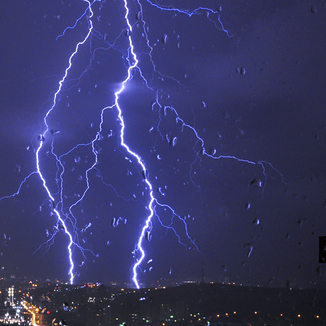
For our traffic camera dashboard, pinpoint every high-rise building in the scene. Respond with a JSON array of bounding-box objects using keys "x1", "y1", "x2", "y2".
[{"x1": 8, "y1": 285, "x2": 14, "y2": 306}]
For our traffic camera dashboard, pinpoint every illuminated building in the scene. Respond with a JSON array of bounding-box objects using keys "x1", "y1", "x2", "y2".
[{"x1": 8, "y1": 286, "x2": 14, "y2": 306}]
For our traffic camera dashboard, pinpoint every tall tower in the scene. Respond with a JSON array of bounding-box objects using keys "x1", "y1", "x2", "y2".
[
  {"x1": 201, "y1": 260, "x2": 205, "y2": 283},
  {"x1": 8, "y1": 286, "x2": 14, "y2": 306}
]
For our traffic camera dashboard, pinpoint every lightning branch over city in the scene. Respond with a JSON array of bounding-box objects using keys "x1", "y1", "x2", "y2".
[{"x1": 0, "y1": 0, "x2": 285, "y2": 288}]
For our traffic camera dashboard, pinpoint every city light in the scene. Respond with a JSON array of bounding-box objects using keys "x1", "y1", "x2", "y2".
[{"x1": 0, "y1": 282, "x2": 324, "y2": 326}]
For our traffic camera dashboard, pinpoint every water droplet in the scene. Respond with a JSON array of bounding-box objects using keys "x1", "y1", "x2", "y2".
[
  {"x1": 145, "y1": 231, "x2": 152, "y2": 241},
  {"x1": 250, "y1": 178, "x2": 262, "y2": 187},
  {"x1": 311, "y1": 6, "x2": 317, "y2": 13},
  {"x1": 245, "y1": 202, "x2": 251, "y2": 210},
  {"x1": 247, "y1": 246, "x2": 253, "y2": 258},
  {"x1": 170, "y1": 137, "x2": 177, "y2": 147},
  {"x1": 207, "y1": 147, "x2": 216, "y2": 156},
  {"x1": 162, "y1": 34, "x2": 168, "y2": 44},
  {"x1": 244, "y1": 243, "x2": 253, "y2": 258},
  {"x1": 252, "y1": 218, "x2": 260, "y2": 225},
  {"x1": 50, "y1": 129, "x2": 60, "y2": 136}
]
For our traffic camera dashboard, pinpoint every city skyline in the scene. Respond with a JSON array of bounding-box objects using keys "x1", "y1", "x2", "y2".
[{"x1": 1, "y1": 279, "x2": 325, "y2": 325}]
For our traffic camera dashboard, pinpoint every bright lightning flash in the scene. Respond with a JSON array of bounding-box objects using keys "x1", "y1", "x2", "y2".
[{"x1": 0, "y1": 0, "x2": 284, "y2": 289}]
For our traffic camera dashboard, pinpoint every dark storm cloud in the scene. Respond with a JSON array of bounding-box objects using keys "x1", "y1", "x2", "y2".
[{"x1": 197, "y1": 2, "x2": 326, "y2": 99}]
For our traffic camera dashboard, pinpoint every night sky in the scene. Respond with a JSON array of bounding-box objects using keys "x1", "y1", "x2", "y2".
[{"x1": 0, "y1": 0, "x2": 326, "y2": 288}]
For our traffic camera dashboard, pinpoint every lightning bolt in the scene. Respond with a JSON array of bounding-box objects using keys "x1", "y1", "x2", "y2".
[
  {"x1": 108, "y1": 0, "x2": 283, "y2": 288},
  {"x1": 0, "y1": 0, "x2": 96, "y2": 284},
  {"x1": 34, "y1": 0, "x2": 96, "y2": 284}
]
